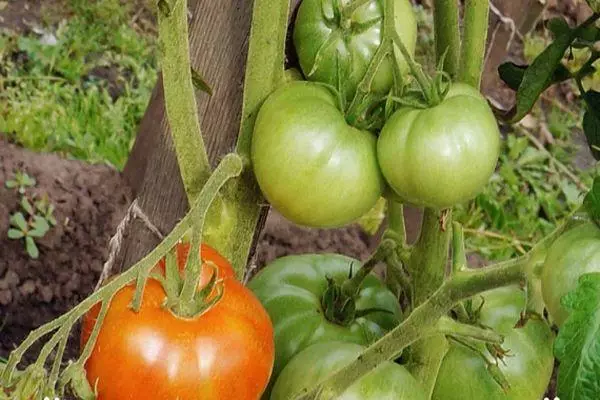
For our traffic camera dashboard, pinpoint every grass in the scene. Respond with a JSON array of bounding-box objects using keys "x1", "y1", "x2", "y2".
[{"x1": 0, "y1": 0, "x2": 157, "y2": 169}]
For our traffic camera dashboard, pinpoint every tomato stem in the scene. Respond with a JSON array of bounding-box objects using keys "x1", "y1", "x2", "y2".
[
  {"x1": 459, "y1": 0, "x2": 489, "y2": 88},
  {"x1": 158, "y1": 0, "x2": 211, "y2": 204},
  {"x1": 436, "y1": 316, "x2": 504, "y2": 344},
  {"x1": 451, "y1": 221, "x2": 467, "y2": 274},
  {"x1": 341, "y1": 0, "x2": 372, "y2": 20},
  {"x1": 433, "y1": 0, "x2": 461, "y2": 78},
  {"x1": 341, "y1": 239, "x2": 397, "y2": 297},
  {"x1": 386, "y1": 200, "x2": 406, "y2": 242}
]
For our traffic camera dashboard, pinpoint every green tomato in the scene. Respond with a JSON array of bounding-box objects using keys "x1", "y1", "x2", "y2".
[
  {"x1": 293, "y1": 0, "x2": 417, "y2": 102},
  {"x1": 271, "y1": 342, "x2": 427, "y2": 400},
  {"x1": 432, "y1": 286, "x2": 555, "y2": 400},
  {"x1": 248, "y1": 253, "x2": 401, "y2": 381},
  {"x1": 251, "y1": 81, "x2": 384, "y2": 228},
  {"x1": 541, "y1": 222, "x2": 600, "y2": 326},
  {"x1": 377, "y1": 83, "x2": 501, "y2": 209}
]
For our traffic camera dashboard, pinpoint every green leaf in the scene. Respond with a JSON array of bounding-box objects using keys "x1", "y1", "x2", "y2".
[
  {"x1": 498, "y1": 62, "x2": 571, "y2": 99},
  {"x1": 190, "y1": 67, "x2": 213, "y2": 96},
  {"x1": 4, "y1": 180, "x2": 17, "y2": 189},
  {"x1": 25, "y1": 236, "x2": 39, "y2": 259},
  {"x1": 20, "y1": 173, "x2": 35, "y2": 187},
  {"x1": 356, "y1": 197, "x2": 387, "y2": 235},
  {"x1": 509, "y1": 27, "x2": 576, "y2": 122},
  {"x1": 586, "y1": 0, "x2": 600, "y2": 13},
  {"x1": 9, "y1": 212, "x2": 28, "y2": 231},
  {"x1": 555, "y1": 273, "x2": 600, "y2": 399},
  {"x1": 28, "y1": 216, "x2": 50, "y2": 237},
  {"x1": 7, "y1": 229, "x2": 24, "y2": 239},
  {"x1": 584, "y1": 177, "x2": 600, "y2": 225},
  {"x1": 21, "y1": 197, "x2": 34, "y2": 215},
  {"x1": 547, "y1": 18, "x2": 573, "y2": 39},
  {"x1": 582, "y1": 91, "x2": 600, "y2": 160}
]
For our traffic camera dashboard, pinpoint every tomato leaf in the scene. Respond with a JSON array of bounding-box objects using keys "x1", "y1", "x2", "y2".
[
  {"x1": 356, "y1": 197, "x2": 387, "y2": 235},
  {"x1": 582, "y1": 91, "x2": 600, "y2": 160},
  {"x1": 555, "y1": 273, "x2": 600, "y2": 399},
  {"x1": 498, "y1": 62, "x2": 571, "y2": 92},
  {"x1": 584, "y1": 177, "x2": 600, "y2": 226},
  {"x1": 508, "y1": 24, "x2": 575, "y2": 122}
]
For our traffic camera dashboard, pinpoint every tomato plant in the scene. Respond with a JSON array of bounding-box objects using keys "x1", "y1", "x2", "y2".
[
  {"x1": 432, "y1": 286, "x2": 555, "y2": 400},
  {"x1": 251, "y1": 81, "x2": 384, "y2": 228},
  {"x1": 271, "y1": 342, "x2": 427, "y2": 400},
  {"x1": 541, "y1": 222, "x2": 600, "y2": 326},
  {"x1": 248, "y1": 253, "x2": 401, "y2": 379},
  {"x1": 293, "y1": 0, "x2": 417, "y2": 102},
  {"x1": 377, "y1": 83, "x2": 501, "y2": 209},
  {"x1": 81, "y1": 245, "x2": 275, "y2": 400}
]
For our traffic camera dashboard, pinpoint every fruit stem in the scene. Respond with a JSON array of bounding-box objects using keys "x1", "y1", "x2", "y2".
[
  {"x1": 452, "y1": 221, "x2": 467, "y2": 274},
  {"x1": 433, "y1": 0, "x2": 461, "y2": 78},
  {"x1": 437, "y1": 316, "x2": 504, "y2": 344},
  {"x1": 459, "y1": 0, "x2": 489, "y2": 88},
  {"x1": 341, "y1": 239, "x2": 397, "y2": 297}
]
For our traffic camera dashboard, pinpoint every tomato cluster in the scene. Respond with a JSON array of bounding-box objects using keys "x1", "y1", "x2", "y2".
[{"x1": 252, "y1": 0, "x2": 501, "y2": 228}]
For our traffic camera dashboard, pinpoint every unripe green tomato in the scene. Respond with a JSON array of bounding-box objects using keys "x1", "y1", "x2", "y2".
[
  {"x1": 541, "y1": 222, "x2": 600, "y2": 326},
  {"x1": 271, "y1": 342, "x2": 427, "y2": 400},
  {"x1": 432, "y1": 286, "x2": 555, "y2": 400},
  {"x1": 294, "y1": 0, "x2": 417, "y2": 102},
  {"x1": 377, "y1": 83, "x2": 501, "y2": 209},
  {"x1": 248, "y1": 253, "x2": 401, "y2": 382},
  {"x1": 251, "y1": 81, "x2": 384, "y2": 228}
]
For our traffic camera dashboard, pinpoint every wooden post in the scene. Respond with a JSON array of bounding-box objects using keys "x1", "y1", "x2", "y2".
[{"x1": 119, "y1": 0, "x2": 256, "y2": 272}]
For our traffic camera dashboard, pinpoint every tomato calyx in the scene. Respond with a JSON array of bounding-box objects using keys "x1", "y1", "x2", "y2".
[{"x1": 159, "y1": 245, "x2": 225, "y2": 319}]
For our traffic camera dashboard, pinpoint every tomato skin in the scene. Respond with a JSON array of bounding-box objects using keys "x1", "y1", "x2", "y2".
[
  {"x1": 251, "y1": 81, "x2": 384, "y2": 228},
  {"x1": 541, "y1": 222, "x2": 600, "y2": 326},
  {"x1": 271, "y1": 342, "x2": 427, "y2": 400},
  {"x1": 431, "y1": 286, "x2": 554, "y2": 400},
  {"x1": 81, "y1": 246, "x2": 274, "y2": 400},
  {"x1": 294, "y1": 0, "x2": 417, "y2": 102},
  {"x1": 248, "y1": 253, "x2": 401, "y2": 381},
  {"x1": 377, "y1": 83, "x2": 501, "y2": 209}
]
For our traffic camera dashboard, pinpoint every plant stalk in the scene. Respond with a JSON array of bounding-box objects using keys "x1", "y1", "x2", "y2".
[
  {"x1": 158, "y1": 0, "x2": 211, "y2": 204},
  {"x1": 433, "y1": 0, "x2": 461, "y2": 77},
  {"x1": 459, "y1": 0, "x2": 490, "y2": 88}
]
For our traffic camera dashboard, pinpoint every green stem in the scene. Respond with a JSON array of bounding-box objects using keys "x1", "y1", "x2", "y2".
[
  {"x1": 437, "y1": 316, "x2": 503, "y2": 344},
  {"x1": 178, "y1": 154, "x2": 243, "y2": 312},
  {"x1": 459, "y1": 0, "x2": 489, "y2": 88},
  {"x1": 387, "y1": 200, "x2": 406, "y2": 242},
  {"x1": 409, "y1": 208, "x2": 451, "y2": 306},
  {"x1": 341, "y1": 239, "x2": 396, "y2": 297},
  {"x1": 158, "y1": 0, "x2": 211, "y2": 203},
  {"x1": 219, "y1": 0, "x2": 289, "y2": 276},
  {"x1": 390, "y1": 30, "x2": 434, "y2": 103},
  {"x1": 296, "y1": 256, "x2": 528, "y2": 399},
  {"x1": 452, "y1": 221, "x2": 466, "y2": 274},
  {"x1": 433, "y1": 0, "x2": 461, "y2": 77}
]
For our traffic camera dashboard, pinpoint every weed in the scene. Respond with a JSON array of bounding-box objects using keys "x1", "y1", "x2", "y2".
[{"x1": 5, "y1": 171, "x2": 57, "y2": 259}]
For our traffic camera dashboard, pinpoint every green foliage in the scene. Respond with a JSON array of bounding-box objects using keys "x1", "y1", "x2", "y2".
[
  {"x1": 554, "y1": 273, "x2": 600, "y2": 399},
  {"x1": 0, "y1": 0, "x2": 157, "y2": 169},
  {"x1": 584, "y1": 177, "x2": 600, "y2": 225},
  {"x1": 5, "y1": 171, "x2": 56, "y2": 259}
]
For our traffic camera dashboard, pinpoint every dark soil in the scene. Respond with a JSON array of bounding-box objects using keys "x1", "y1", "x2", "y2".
[{"x1": 0, "y1": 136, "x2": 132, "y2": 362}]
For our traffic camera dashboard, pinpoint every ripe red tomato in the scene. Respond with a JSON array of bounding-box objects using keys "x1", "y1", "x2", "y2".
[{"x1": 81, "y1": 244, "x2": 274, "y2": 400}]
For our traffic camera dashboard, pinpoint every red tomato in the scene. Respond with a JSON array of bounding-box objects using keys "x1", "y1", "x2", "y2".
[{"x1": 81, "y1": 244, "x2": 274, "y2": 400}]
